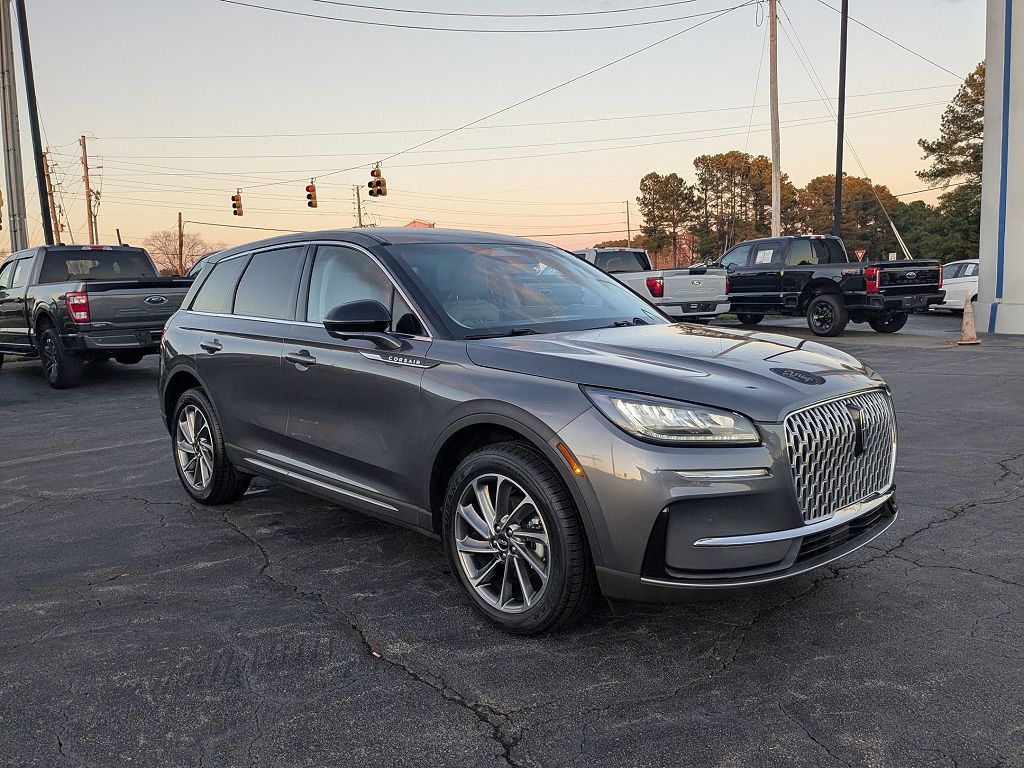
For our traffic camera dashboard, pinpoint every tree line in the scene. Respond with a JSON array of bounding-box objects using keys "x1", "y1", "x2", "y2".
[{"x1": 603, "y1": 63, "x2": 984, "y2": 268}]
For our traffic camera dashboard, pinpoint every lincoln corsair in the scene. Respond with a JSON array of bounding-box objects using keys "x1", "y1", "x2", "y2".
[{"x1": 159, "y1": 228, "x2": 898, "y2": 634}]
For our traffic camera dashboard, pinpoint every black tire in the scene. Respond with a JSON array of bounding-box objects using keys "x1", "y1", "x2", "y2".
[
  {"x1": 171, "y1": 388, "x2": 251, "y2": 504},
  {"x1": 39, "y1": 326, "x2": 84, "y2": 389},
  {"x1": 736, "y1": 313, "x2": 764, "y2": 326},
  {"x1": 442, "y1": 441, "x2": 596, "y2": 635},
  {"x1": 868, "y1": 312, "x2": 908, "y2": 333},
  {"x1": 114, "y1": 351, "x2": 145, "y2": 365},
  {"x1": 0, "y1": 354, "x2": 5, "y2": 371},
  {"x1": 806, "y1": 295, "x2": 849, "y2": 337}
]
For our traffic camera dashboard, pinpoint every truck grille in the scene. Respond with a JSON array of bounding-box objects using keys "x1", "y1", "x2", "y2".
[{"x1": 784, "y1": 389, "x2": 896, "y2": 523}]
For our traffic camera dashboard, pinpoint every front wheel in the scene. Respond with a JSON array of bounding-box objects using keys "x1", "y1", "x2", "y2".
[
  {"x1": 172, "y1": 389, "x2": 251, "y2": 504},
  {"x1": 868, "y1": 312, "x2": 908, "y2": 333},
  {"x1": 40, "y1": 327, "x2": 84, "y2": 388},
  {"x1": 736, "y1": 313, "x2": 764, "y2": 326},
  {"x1": 442, "y1": 442, "x2": 596, "y2": 635},
  {"x1": 806, "y1": 295, "x2": 849, "y2": 337}
]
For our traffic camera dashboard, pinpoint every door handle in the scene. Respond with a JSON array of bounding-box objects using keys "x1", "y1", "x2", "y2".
[
  {"x1": 200, "y1": 339, "x2": 222, "y2": 353},
  {"x1": 285, "y1": 349, "x2": 317, "y2": 367}
]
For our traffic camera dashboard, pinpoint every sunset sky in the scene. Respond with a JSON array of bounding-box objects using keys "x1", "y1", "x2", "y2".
[{"x1": 14, "y1": 0, "x2": 986, "y2": 252}]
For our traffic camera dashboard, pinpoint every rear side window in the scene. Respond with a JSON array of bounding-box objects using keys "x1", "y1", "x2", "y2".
[
  {"x1": 786, "y1": 240, "x2": 818, "y2": 266},
  {"x1": 38, "y1": 249, "x2": 157, "y2": 283},
  {"x1": 964, "y1": 263, "x2": 979, "y2": 277},
  {"x1": 10, "y1": 260, "x2": 29, "y2": 288},
  {"x1": 232, "y1": 246, "x2": 305, "y2": 320},
  {"x1": 823, "y1": 240, "x2": 849, "y2": 264},
  {"x1": 595, "y1": 251, "x2": 650, "y2": 273},
  {"x1": 0, "y1": 261, "x2": 13, "y2": 289},
  {"x1": 191, "y1": 256, "x2": 248, "y2": 314}
]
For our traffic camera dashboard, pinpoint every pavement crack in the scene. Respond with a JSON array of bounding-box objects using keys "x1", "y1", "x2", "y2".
[{"x1": 777, "y1": 701, "x2": 852, "y2": 767}]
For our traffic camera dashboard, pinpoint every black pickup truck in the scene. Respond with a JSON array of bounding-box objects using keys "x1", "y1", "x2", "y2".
[
  {"x1": 0, "y1": 245, "x2": 192, "y2": 388},
  {"x1": 715, "y1": 235, "x2": 944, "y2": 336}
]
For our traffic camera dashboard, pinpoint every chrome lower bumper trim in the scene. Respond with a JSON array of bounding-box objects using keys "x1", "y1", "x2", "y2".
[{"x1": 692, "y1": 489, "x2": 894, "y2": 548}]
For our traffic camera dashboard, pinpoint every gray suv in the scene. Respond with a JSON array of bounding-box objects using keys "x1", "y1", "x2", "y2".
[{"x1": 159, "y1": 228, "x2": 898, "y2": 634}]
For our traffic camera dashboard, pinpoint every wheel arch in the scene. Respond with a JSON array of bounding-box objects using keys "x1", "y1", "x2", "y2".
[
  {"x1": 424, "y1": 408, "x2": 603, "y2": 563},
  {"x1": 798, "y1": 278, "x2": 843, "y2": 312},
  {"x1": 162, "y1": 364, "x2": 208, "y2": 432}
]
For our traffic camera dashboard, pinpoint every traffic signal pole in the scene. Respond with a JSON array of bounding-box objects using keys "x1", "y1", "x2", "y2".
[
  {"x1": 13, "y1": 0, "x2": 52, "y2": 244},
  {"x1": 833, "y1": 0, "x2": 849, "y2": 237}
]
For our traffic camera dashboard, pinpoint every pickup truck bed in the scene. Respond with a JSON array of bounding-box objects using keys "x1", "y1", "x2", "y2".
[
  {"x1": 574, "y1": 247, "x2": 729, "y2": 320},
  {"x1": 0, "y1": 245, "x2": 192, "y2": 388}
]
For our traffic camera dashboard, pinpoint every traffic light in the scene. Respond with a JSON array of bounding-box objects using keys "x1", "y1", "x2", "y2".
[
  {"x1": 305, "y1": 182, "x2": 318, "y2": 208},
  {"x1": 367, "y1": 166, "x2": 387, "y2": 197},
  {"x1": 231, "y1": 190, "x2": 243, "y2": 216}
]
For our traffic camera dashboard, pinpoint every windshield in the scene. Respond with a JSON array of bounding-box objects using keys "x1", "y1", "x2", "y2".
[
  {"x1": 387, "y1": 242, "x2": 667, "y2": 339},
  {"x1": 38, "y1": 249, "x2": 157, "y2": 283}
]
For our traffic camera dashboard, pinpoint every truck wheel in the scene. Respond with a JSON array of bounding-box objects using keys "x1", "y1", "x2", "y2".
[
  {"x1": 736, "y1": 313, "x2": 764, "y2": 326},
  {"x1": 806, "y1": 295, "x2": 849, "y2": 337},
  {"x1": 442, "y1": 441, "x2": 596, "y2": 635},
  {"x1": 40, "y1": 327, "x2": 84, "y2": 389},
  {"x1": 172, "y1": 389, "x2": 251, "y2": 504},
  {"x1": 868, "y1": 312, "x2": 908, "y2": 333},
  {"x1": 114, "y1": 352, "x2": 145, "y2": 365}
]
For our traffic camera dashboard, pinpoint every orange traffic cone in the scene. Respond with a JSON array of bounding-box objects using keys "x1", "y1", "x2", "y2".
[{"x1": 957, "y1": 298, "x2": 981, "y2": 346}]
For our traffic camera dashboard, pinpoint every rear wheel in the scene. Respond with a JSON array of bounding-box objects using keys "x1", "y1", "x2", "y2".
[
  {"x1": 172, "y1": 388, "x2": 251, "y2": 504},
  {"x1": 40, "y1": 326, "x2": 84, "y2": 388},
  {"x1": 736, "y1": 313, "x2": 764, "y2": 326},
  {"x1": 806, "y1": 295, "x2": 849, "y2": 337},
  {"x1": 868, "y1": 312, "x2": 908, "y2": 333},
  {"x1": 442, "y1": 442, "x2": 596, "y2": 635}
]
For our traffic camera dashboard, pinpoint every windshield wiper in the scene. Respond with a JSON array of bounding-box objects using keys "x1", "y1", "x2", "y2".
[
  {"x1": 610, "y1": 317, "x2": 650, "y2": 327},
  {"x1": 465, "y1": 328, "x2": 538, "y2": 340}
]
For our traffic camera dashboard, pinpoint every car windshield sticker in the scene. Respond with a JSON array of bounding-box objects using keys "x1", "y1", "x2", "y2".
[{"x1": 755, "y1": 249, "x2": 774, "y2": 264}]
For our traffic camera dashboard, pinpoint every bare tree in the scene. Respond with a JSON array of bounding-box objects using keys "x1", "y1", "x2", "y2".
[{"x1": 143, "y1": 228, "x2": 223, "y2": 275}]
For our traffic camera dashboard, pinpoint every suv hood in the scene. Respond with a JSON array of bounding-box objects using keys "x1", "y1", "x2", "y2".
[{"x1": 467, "y1": 324, "x2": 884, "y2": 423}]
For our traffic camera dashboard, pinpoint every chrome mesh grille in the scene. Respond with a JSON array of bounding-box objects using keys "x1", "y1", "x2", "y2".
[{"x1": 784, "y1": 389, "x2": 896, "y2": 523}]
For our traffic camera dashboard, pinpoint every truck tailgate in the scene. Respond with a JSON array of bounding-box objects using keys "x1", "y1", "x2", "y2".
[
  {"x1": 875, "y1": 262, "x2": 942, "y2": 296},
  {"x1": 663, "y1": 268, "x2": 727, "y2": 303},
  {"x1": 84, "y1": 280, "x2": 191, "y2": 333}
]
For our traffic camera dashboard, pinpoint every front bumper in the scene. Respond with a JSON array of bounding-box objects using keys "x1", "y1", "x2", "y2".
[{"x1": 558, "y1": 408, "x2": 897, "y2": 602}]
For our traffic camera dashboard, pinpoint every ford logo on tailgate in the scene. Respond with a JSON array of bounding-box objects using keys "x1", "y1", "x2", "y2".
[
  {"x1": 905, "y1": 271, "x2": 917, "y2": 280},
  {"x1": 145, "y1": 295, "x2": 168, "y2": 305}
]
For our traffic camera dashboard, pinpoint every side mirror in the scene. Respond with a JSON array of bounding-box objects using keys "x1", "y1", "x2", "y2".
[
  {"x1": 703, "y1": 255, "x2": 717, "y2": 267},
  {"x1": 322, "y1": 300, "x2": 403, "y2": 350}
]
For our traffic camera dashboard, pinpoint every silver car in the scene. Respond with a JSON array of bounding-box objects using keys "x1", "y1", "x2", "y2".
[{"x1": 159, "y1": 228, "x2": 898, "y2": 634}]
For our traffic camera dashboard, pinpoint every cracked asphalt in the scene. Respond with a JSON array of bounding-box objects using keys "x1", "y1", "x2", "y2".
[{"x1": 2, "y1": 313, "x2": 1022, "y2": 768}]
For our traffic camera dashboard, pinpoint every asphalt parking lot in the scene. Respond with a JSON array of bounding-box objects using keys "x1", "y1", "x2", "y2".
[{"x1": 2, "y1": 312, "x2": 1022, "y2": 768}]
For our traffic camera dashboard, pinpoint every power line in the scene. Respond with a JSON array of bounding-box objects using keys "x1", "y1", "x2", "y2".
[
  {"x1": 215, "y1": 0, "x2": 742, "y2": 33},
  {"x1": 243, "y1": 0, "x2": 755, "y2": 190},
  {"x1": 308, "y1": 0, "x2": 706, "y2": 18},
  {"x1": 810, "y1": 0, "x2": 963, "y2": 81}
]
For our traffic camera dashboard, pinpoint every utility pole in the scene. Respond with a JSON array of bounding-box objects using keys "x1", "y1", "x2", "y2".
[
  {"x1": 625, "y1": 201, "x2": 632, "y2": 247},
  {"x1": 13, "y1": 0, "x2": 52, "y2": 244},
  {"x1": 832, "y1": 0, "x2": 849, "y2": 237},
  {"x1": 80, "y1": 135, "x2": 95, "y2": 244},
  {"x1": 41, "y1": 150, "x2": 61, "y2": 243},
  {"x1": 0, "y1": 0, "x2": 27, "y2": 251},
  {"x1": 768, "y1": 0, "x2": 782, "y2": 237},
  {"x1": 354, "y1": 184, "x2": 363, "y2": 227},
  {"x1": 177, "y1": 212, "x2": 184, "y2": 275}
]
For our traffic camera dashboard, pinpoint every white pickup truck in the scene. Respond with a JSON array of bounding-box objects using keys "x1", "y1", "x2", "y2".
[{"x1": 573, "y1": 247, "x2": 729, "y2": 321}]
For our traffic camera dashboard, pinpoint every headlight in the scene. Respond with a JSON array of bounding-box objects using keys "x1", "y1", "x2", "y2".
[{"x1": 582, "y1": 387, "x2": 760, "y2": 446}]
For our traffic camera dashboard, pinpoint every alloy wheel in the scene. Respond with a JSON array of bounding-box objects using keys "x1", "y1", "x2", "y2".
[
  {"x1": 42, "y1": 337, "x2": 58, "y2": 381},
  {"x1": 812, "y1": 303, "x2": 835, "y2": 332},
  {"x1": 175, "y1": 404, "x2": 215, "y2": 490},
  {"x1": 453, "y1": 473, "x2": 551, "y2": 614}
]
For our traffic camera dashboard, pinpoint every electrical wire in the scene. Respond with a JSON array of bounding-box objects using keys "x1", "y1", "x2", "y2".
[
  {"x1": 810, "y1": 0, "x2": 963, "y2": 81},
  {"x1": 241, "y1": 0, "x2": 756, "y2": 190},
  {"x1": 308, "y1": 0, "x2": 706, "y2": 17},
  {"x1": 215, "y1": 0, "x2": 743, "y2": 33}
]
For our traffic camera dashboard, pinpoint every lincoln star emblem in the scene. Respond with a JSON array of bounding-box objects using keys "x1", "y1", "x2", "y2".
[
  {"x1": 847, "y1": 404, "x2": 867, "y2": 456},
  {"x1": 145, "y1": 295, "x2": 168, "y2": 305}
]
